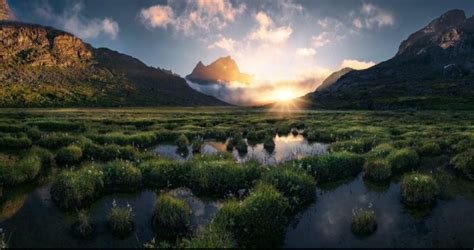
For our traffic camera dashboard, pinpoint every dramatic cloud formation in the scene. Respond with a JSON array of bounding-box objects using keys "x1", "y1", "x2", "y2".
[
  {"x1": 139, "y1": 0, "x2": 245, "y2": 35},
  {"x1": 35, "y1": 2, "x2": 119, "y2": 40},
  {"x1": 249, "y1": 11, "x2": 293, "y2": 44},
  {"x1": 352, "y1": 3, "x2": 395, "y2": 29},
  {"x1": 208, "y1": 36, "x2": 236, "y2": 52},
  {"x1": 340, "y1": 59, "x2": 375, "y2": 70}
]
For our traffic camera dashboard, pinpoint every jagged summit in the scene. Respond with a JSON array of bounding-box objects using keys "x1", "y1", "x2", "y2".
[
  {"x1": 0, "y1": 0, "x2": 15, "y2": 21},
  {"x1": 186, "y1": 56, "x2": 253, "y2": 85}
]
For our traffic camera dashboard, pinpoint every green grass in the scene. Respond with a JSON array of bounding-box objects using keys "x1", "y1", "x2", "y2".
[{"x1": 152, "y1": 194, "x2": 191, "y2": 240}]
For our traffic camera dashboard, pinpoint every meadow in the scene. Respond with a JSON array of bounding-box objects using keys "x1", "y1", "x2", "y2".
[{"x1": 0, "y1": 107, "x2": 473, "y2": 247}]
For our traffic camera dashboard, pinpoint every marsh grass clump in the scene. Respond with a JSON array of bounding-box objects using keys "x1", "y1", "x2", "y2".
[
  {"x1": 50, "y1": 165, "x2": 104, "y2": 210},
  {"x1": 416, "y1": 142, "x2": 442, "y2": 156},
  {"x1": 90, "y1": 132, "x2": 158, "y2": 147},
  {"x1": 450, "y1": 149, "x2": 474, "y2": 180},
  {"x1": 102, "y1": 161, "x2": 142, "y2": 192},
  {"x1": 83, "y1": 143, "x2": 137, "y2": 161},
  {"x1": 188, "y1": 157, "x2": 262, "y2": 197},
  {"x1": 0, "y1": 148, "x2": 45, "y2": 186},
  {"x1": 0, "y1": 134, "x2": 32, "y2": 150},
  {"x1": 138, "y1": 159, "x2": 189, "y2": 189},
  {"x1": 37, "y1": 133, "x2": 78, "y2": 149},
  {"x1": 108, "y1": 201, "x2": 135, "y2": 238},
  {"x1": 152, "y1": 194, "x2": 191, "y2": 240},
  {"x1": 262, "y1": 167, "x2": 316, "y2": 211},
  {"x1": 71, "y1": 210, "x2": 93, "y2": 239},
  {"x1": 235, "y1": 139, "x2": 248, "y2": 155},
  {"x1": 212, "y1": 182, "x2": 289, "y2": 247},
  {"x1": 183, "y1": 225, "x2": 235, "y2": 248},
  {"x1": 351, "y1": 208, "x2": 377, "y2": 237},
  {"x1": 56, "y1": 145, "x2": 83, "y2": 166},
  {"x1": 400, "y1": 173, "x2": 438, "y2": 207},
  {"x1": 191, "y1": 138, "x2": 203, "y2": 153},
  {"x1": 387, "y1": 148, "x2": 419, "y2": 173},
  {"x1": 296, "y1": 152, "x2": 364, "y2": 183},
  {"x1": 263, "y1": 135, "x2": 275, "y2": 153},
  {"x1": 364, "y1": 159, "x2": 392, "y2": 182},
  {"x1": 330, "y1": 138, "x2": 377, "y2": 154},
  {"x1": 175, "y1": 134, "x2": 190, "y2": 150},
  {"x1": 29, "y1": 121, "x2": 86, "y2": 132},
  {"x1": 276, "y1": 124, "x2": 291, "y2": 136}
]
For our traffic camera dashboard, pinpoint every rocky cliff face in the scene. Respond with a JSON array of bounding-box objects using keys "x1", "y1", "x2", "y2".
[
  {"x1": 0, "y1": 21, "x2": 227, "y2": 107},
  {"x1": 186, "y1": 56, "x2": 253, "y2": 85},
  {"x1": 316, "y1": 67, "x2": 353, "y2": 92},
  {"x1": 304, "y1": 9, "x2": 474, "y2": 110},
  {"x1": 0, "y1": 0, "x2": 15, "y2": 21}
]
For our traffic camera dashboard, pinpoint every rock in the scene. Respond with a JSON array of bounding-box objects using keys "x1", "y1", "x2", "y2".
[{"x1": 186, "y1": 56, "x2": 253, "y2": 85}]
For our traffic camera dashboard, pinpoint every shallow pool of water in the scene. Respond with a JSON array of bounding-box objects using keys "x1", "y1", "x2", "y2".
[
  {"x1": 284, "y1": 174, "x2": 474, "y2": 248},
  {"x1": 154, "y1": 134, "x2": 328, "y2": 165},
  {"x1": 0, "y1": 185, "x2": 219, "y2": 248}
]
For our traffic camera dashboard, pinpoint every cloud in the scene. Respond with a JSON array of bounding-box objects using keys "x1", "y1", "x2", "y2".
[
  {"x1": 140, "y1": 5, "x2": 174, "y2": 28},
  {"x1": 35, "y1": 2, "x2": 119, "y2": 40},
  {"x1": 353, "y1": 3, "x2": 394, "y2": 29},
  {"x1": 340, "y1": 59, "x2": 375, "y2": 70},
  {"x1": 140, "y1": 0, "x2": 245, "y2": 36},
  {"x1": 296, "y1": 48, "x2": 316, "y2": 57},
  {"x1": 249, "y1": 12, "x2": 293, "y2": 44},
  {"x1": 208, "y1": 36, "x2": 236, "y2": 52}
]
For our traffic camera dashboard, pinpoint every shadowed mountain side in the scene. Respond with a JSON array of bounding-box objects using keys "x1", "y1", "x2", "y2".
[{"x1": 303, "y1": 9, "x2": 474, "y2": 110}]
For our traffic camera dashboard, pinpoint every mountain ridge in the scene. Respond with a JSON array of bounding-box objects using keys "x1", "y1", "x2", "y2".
[{"x1": 186, "y1": 56, "x2": 253, "y2": 85}]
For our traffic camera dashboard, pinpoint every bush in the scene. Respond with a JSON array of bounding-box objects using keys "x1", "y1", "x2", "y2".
[
  {"x1": 102, "y1": 161, "x2": 142, "y2": 192},
  {"x1": 138, "y1": 159, "x2": 190, "y2": 189},
  {"x1": 83, "y1": 143, "x2": 137, "y2": 161},
  {"x1": 213, "y1": 183, "x2": 290, "y2": 247},
  {"x1": 56, "y1": 145, "x2": 83, "y2": 166},
  {"x1": 188, "y1": 158, "x2": 262, "y2": 197},
  {"x1": 351, "y1": 208, "x2": 377, "y2": 237},
  {"x1": 71, "y1": 210, "x2": 93, "y2": 239},
  {"x1": 262, "y1": 167, "x2": 316, "y2": 211},
  {"x1": 152, "y1": 194, "x2": 191, "y2": 240},
  {"x1": 108, "y1": 201, "x2": 135, "y2": 238},
  {"x1": 296, "y1": 152, "x2": 364, "y2": 182},
  {"x1": 387, "y1": 148, "x2": 419, "y2": 173},
  {"x1": 450, "y1": 150, "x2": 474, "y2": 180},
  {"x1": 364, "y1": 159, "x2": 391, "y2": 182},
  {"x1": 400, "y1": 173, "x2": 438, "y2": 207},
  {"x1": 50, "y1": 165, "x2": 104, "y2": 210}
]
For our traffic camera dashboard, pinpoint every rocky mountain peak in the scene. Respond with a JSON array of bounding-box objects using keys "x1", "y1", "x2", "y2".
[
  {"x1": 0, "y1": 0, "x2": 15, "y2": 21},
  {"x1": 187, "y1": 56, "x2": 252, "y2": 85}
]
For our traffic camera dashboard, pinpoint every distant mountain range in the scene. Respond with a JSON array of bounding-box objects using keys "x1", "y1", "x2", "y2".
[
  {"x1": 304, "y1": 9, "x2": 474, "y2": 110},
  {"x1": 186, "y1": 56, "x2": 253, "y2": 85},
  {"x1": 0, "y1": 1, "x2": 226, "y2": 107}
]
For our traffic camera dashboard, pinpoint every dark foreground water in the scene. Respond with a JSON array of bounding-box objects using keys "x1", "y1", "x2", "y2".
[{"x1": 154, "y1": 134, "x2": 328, "y2": 165}]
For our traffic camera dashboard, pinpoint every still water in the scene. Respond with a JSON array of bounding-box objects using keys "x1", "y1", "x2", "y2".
[{"x1": 154, "y1": 134, "x2": 328, "y2": 165}]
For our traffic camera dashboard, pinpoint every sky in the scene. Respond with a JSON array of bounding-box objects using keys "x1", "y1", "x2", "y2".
[{"x1": 8, "y1": 0, "x2": 474, "y2": 104}]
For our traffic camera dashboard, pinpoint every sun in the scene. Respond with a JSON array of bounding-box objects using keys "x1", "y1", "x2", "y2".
[{"x1": 273, "y1": 89, "x2": 298, "y2": 102}]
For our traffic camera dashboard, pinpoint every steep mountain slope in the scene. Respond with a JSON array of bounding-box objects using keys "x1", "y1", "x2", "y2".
[
  {"x1": 305, "y1": 9, "x2": 474, "y2": 110},
  {"x1": 0, "y1": 20, "x2": 227, "y2": 107},
  {"x1": 186, "y1": 56, "x2": 252, "y2": 85},
  {"x1": 316, "y1": 67, "x2": 354, "y2": 92}
]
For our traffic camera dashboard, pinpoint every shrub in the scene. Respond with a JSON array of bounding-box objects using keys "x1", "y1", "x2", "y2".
[
  {"x1": 50, "y1": 165, "x2": 104, "y2": 210},
  {"x1": 400, "y1": 173, "x2": 438, "y2": 207},
  {"x1": 56, "y1": 145, "x2": 83, "y2": 166},
  {"x1": 450, "y1": 150, "x2": 474, "y2": 180},
  {"x1": 213, "y1": 183, "x2": 290, "y2": 247},
  {"x1": 108, "y1": 201, "x2": 135, "y2": 238},
  {"x1": 416, "y1": 142, "x2": 442, "y2": 156},
  {"x1": 262, "y1": 167, "x2": 316, "y2": 211},
  {"x1": 71, "y1": 210, "x2": 93, "y2": 239},
  {"x1": 296, "y1": 152, "x2": 364, "y2": 182},
  {"x1": 138, "y1": 159, "x2": 190, "y2": 189},
  {"x1": 364, "y1": 159, "x2": 391, "y2": 182},
  {"x1": 387, "y1": 148, "x2": 419, "y2": 173},
  {"x1": 102, "y1": 161, "x2": 142, "y2": 192},
  {"x1": 175, "y1": 134, "x2": 190, "y2": 150},
  {"x1": 83, "y1": 143, "x2": 137, "y2": 161},
  {"x1": 351, "y1": 208, "x2": 377, "y2": 237},
  {"x1": 188, "y1": 158, "x2": 262, "y2": 197},
  {"x1": 152, "y1": 194, "x2": 191, "y2": 240}
]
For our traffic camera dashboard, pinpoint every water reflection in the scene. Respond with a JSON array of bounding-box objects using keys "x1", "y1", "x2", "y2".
[{"x1": 154, "y1": 134, "x2": 328, "y2": 165}]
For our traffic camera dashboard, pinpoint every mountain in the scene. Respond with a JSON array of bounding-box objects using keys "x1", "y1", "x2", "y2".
[
  {"x1": 0, "y1": 2, "x2": 226, "y2": 107},
  {"x1": 304, "y1": 9, "x2": 474, "y2": 110},
  {"x1": 186, "y1": 56, "x2": 253, "y2": 85},
  {"x1": 0, "y1": 0, "x2": 15, "y2": 21},
  {"x1": 317, "y1": 67, "x2": 354, "y2": 92}
]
